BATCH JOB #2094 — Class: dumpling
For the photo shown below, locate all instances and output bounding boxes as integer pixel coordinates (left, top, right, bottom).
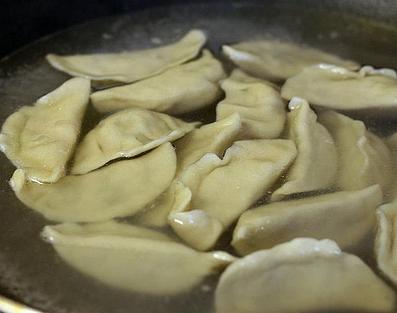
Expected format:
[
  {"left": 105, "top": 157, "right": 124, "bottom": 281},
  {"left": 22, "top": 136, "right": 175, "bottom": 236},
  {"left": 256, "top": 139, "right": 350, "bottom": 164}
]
[
  {"left": 0, "top": 78, "right": 90, "bottom": 183},
  {"left": 135, "top": 181, "right": 192, "bottom": 228},
  {"left": 216, "top": 238, "right": 395, "bottom": 313},
  {"left": 175, "top": 114, "right": 241, "bottom": 175},
  {"left": 216, "top": 69, "right": 286, "bottom": 139},
  {"left": 91, "top": 50, "right": 226, "bottom": 114},
  {"left": 386, "top": 133, "right": 397, "bottom": 201},
  {"left": 319, "top": 110, "right": 393, "bottom": 193},
  {"left": 42, "top": 221, "right": 236, "bottom": 295},
  {"left": 375, "top": 202, "right": 397, "bottom": 285},
  {"left": 233, "top": 185, "right": 382, "bottom": 256},
  {"left": 282, "top": 64, "right": 397, "bottom": 112},
  {"left": 222, "top": 40, "right": 358, "bottom": 81},
  {"left": 169, "top": 140, "right": 297, "bottom": 251},
  {"left": 47, "top": 29, "right": 206, "bottom": 84},
  {"left": 271, "top": 98, "right": 337, "bottom": 201},
  {"left": 10, "top": 143, "right": 176, "bottom": 222},
  {"left": 71, "top": 108, "right": 197, "bottom": 175}
]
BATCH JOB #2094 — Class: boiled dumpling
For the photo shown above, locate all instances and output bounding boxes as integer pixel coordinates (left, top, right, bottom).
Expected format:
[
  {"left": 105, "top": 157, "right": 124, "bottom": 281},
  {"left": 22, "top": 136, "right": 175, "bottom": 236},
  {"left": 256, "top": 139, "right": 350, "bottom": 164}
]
[
  {"left": 222, "top": 40, "right": 358, "bottom": 81},
  {"left": 282, "top": 64, "right": 397, "bottom": 112},
  {"left": 319, "top": 110, "right": 393, "bottom": 193},
  {"left": 233, "top": 185, "right": 382, "bottom": 256},
  {"left": 216, "top": 238, "right": 395, "bottom": 313},
  {"left": 169, "top": 139, "right": 297, "bottom": 251},
  {"left": 0, "top": 78, "right": 90, "bottom": 183},
  {"left": 10, "top": 143, "right": 176, "bottom": 222},
  {"left": 386, "top": 133, "right": 397, "bottom": 201},
  {"left": 47, "top": 29, "right": 206, "bottom": 85},
  {"left": 216, "top": 69, "right": 286, "bottom": 139},
  {"left": 91, "top": 50, "right": 226, "bottom": 114},
  {"left": 71, "top": 108, "right": 197, "bottom": 175},
  {"left": 271, "top": 98, "right": 337, "bottom": 201},
  {"left": 375, "top": 202, "right": 397, "bottom": 285},
  {"left": 42, "top": 221, "right": 236, "bottom": 295},
  {"left": 175, "top": 114, "right": 241, "bottom": 175}
]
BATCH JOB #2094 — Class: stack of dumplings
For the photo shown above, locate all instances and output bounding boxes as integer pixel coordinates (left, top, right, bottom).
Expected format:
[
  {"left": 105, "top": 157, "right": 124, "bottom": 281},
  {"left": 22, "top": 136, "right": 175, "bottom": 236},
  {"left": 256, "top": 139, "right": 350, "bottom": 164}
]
[{"left": 3, "top": 28, "right": 397, "bottom": 312}]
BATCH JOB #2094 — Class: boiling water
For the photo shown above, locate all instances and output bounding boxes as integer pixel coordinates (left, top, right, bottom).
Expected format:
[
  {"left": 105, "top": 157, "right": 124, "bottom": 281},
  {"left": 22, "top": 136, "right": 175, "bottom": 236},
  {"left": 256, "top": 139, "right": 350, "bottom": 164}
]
[{"left": 1, "top": 3, "right": 397, "bottom": 313}]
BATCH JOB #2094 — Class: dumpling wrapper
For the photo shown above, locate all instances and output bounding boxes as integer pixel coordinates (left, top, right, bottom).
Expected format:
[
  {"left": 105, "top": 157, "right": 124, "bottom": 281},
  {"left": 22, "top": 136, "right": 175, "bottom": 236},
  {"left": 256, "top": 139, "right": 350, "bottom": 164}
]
[
  {"left": 271, "top": 98, "right": 337, "bottom": 201},
  {"left": 10, "top": 143, "right": 176, "bottom": 222},
  {"left": 319, "top": 110, "right": 393, "bottom": 193},
  {"left": 169, "top": 139, "right": 297, "bottom": 251},
  {"left": 47, "top": 29, "right": 206, "bottom": 84},
  {"left": 375, "top": 202, "right": 397, "bottom": 285},
  {"left": 233, "top": 185, "right": 382, "bottom": 256},
  {"left": 282, "top": 64, "right": 397, "bottom": 113},
  {"left": 222, "top": 40, "right": 358, "bottom": 81},
  {"left": 216, "top": 238, "right": 395, "bottom": 313},
  {"left": 91, "top": 50, "right": 226, "bottom": 114},
  {"left": 216, "top": 69, "right": 286, "bottom": 139},
  {"left": 42, "top": 221, "right": 236, "bottom": 295},
  {"left": 385, "top": 133, "right": 397, "bottom": 201},
  {"left": 175, "top": 113, "right": 241, "bottom": 175},
  {"left": 71, "top": 108, "right": 197, "bottom": 175},
  {"left": 0, "top": 78, "right": 90, "bottom": 183}
]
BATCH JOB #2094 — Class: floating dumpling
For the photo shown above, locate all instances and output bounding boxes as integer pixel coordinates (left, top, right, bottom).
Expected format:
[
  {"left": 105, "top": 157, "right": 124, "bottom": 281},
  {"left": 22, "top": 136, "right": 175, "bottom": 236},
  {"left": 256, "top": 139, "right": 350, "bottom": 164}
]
[
  {"left": 135, "top": 181, "right": 192, "bottom": 227},
  {"left": 175, "top": 114, "right": 241, "bottom": 175},
  {"left": 42, "top": 221, "right": 236, "bottom": 295},
  {"left": 0, "top": 78, "right": 90, "bottom": 183},
  {"left": 91, "top": 50, "right": 226, "bottom": 114},
  {"left": 47, "top": 29, "right": 206, "bottom": 84},
  {"left": 216, "top": 69, "right": 286, "bottom": 139},
  {"left": 169, "top": 140, "right": 297, "bottom": 251},
  {"left": 71, "top": 108, "right": 197, "bottom": 175},
  {"left": 233, "top": 185, "right": 382, "bottom": 256},
  {"left": 375, "top": 202, "right": 397, "bottom": 285},
  {"left": 10, "top": 143, "right": 176, "bottom": 222},
  {"left": 222, "top": 40, "right": 358, "bottom": 81},
  {"left": 271, "top": 98, "right": 337, "bottom": 201},
  {"left": 216, "top": 238, "right": 395, "bottom": 313},
  {"left": 281, "top": 64, "right": 397, "bottom": 112},
  {"left": 319, "top": 110, "right": 393, "bottom": 193}
]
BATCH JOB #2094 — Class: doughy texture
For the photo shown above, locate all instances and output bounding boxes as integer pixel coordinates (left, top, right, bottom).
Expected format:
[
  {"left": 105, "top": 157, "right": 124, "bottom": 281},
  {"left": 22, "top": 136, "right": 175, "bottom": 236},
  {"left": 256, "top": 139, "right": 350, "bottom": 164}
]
[
  {"left": 71, "top": 108, "right": 197, "bottom": 175},
  {"left": 169, "top": 139, "right": 297, "bottom": 251},
  {"left": 319, "top": 110, "right": 393, "bottom": 193},
  {"left": 216, "top": 69, "right": 286, "bottom": 139},
  {"left": 281, "top": 64, "right": 397, "bottom": 111},
  {"left": 233, "top": 185, "right": 382, "bottom": 255},
  {"left": 222, "top": 40, "right": 358, "bottom": 81},
  {"left": 91, "top": 50, "right": 226, "bottom": 114},
  {"left": 42, "top": 221, "right": 236, "bottom": 295},
  {"left": 10, "top": 143, "right": 176, "bottom": 222},
  {"left": 47, "top": 29, "right": 206, "bottom": 84},
  {"left": 216, "top": 238, "right": 395, "bottom": 313},
  {"left": 175, "top": 114, "right": 241, "bottom": 175},
  {"left": 375, "top": 202, "right": 397, "bottom": 285},
  {"left": 0, "top": 78, "right": 90, "bottom": 183},
  {"left": 271, "top": 98, "right": 337, "bottom": 201}
]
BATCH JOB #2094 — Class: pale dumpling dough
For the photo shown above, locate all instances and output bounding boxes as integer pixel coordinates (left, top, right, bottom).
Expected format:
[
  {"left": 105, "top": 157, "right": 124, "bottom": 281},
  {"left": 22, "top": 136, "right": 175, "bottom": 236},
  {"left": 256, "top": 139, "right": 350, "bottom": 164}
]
[
  {"left": 282, "top": 64, "right": 397, "bottom": 112},
  {"left": 375, "top": 202, "right": 397, "bottom": 285},
  {"left": 216, "top": 69, "right": 286, "bottom": 139},
  {"left": 319, "top": 110, "right": 393, "bottom": 193},
  {"left": 91, "top": 50, "right": 226, "bottom": 114},
  {"left": 47, "top": 29, "right": 206, "bottom": 84},
  {"left": 0, "top": 78, "right": 90, "bottom": 183},
  {"left": 216, "top": 238, "right": 395, "bottom": 313},
  {"left": 385, "top": 133, "right": 397, "bottom": 201},
  {"left": 42, "top": 221, "right": 236, "bottom": 295},
  {"left": 10, "top": 143, "right": 176, "bottom": 222},
  {"left": 169, "top": 139, "right": 297, "bottom": 251},
  {"left": 222, "top": 40, "right": 358, "bottom": 81},
  {"left": 233, "top": 185, "right": 382, "bottom": 255},
  {"left": 71, "top": 108, "right": 197, "bottom": 175},
  {"left": 271, "top": 98, "right": 337, "bottom": 201},
  {"left": 175, "top": 114, "right": 241, "bottom": 175}
]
